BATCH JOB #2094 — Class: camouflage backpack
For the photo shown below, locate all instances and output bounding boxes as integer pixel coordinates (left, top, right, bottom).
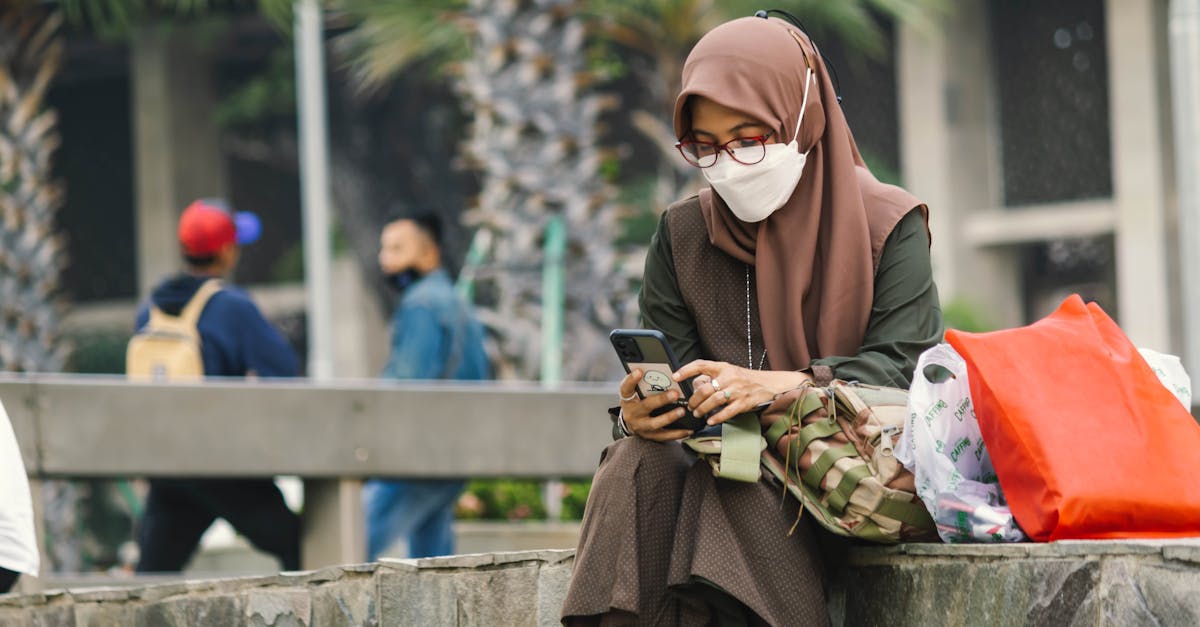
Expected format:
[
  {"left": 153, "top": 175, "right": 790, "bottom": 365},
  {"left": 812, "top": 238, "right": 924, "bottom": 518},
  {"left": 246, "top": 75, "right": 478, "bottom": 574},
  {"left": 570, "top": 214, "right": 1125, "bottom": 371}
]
[{"left": 685, "top": 381, "right": 937, "bottom": 543}]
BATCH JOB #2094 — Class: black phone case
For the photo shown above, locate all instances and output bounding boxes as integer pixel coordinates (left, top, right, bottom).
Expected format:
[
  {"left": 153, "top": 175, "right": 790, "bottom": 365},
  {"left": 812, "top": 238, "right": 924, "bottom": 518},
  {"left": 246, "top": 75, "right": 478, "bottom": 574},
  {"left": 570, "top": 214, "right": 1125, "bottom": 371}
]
[{"left": 610, "top": 329, "right": 706, "bottom": 431}]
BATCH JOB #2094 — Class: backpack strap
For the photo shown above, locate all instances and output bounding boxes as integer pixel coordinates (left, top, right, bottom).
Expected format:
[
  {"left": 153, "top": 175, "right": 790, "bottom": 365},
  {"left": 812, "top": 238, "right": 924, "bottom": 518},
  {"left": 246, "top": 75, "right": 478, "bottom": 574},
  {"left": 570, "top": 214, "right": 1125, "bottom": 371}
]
[
  {"left": 179, "top": 279, "right": 223, "bottom": 326},
  {"left": 715, "top": 414, "right": 765, "bottom": 483},
  {"left": 146, "top": 306, "right": 172, "bottom": 329}
]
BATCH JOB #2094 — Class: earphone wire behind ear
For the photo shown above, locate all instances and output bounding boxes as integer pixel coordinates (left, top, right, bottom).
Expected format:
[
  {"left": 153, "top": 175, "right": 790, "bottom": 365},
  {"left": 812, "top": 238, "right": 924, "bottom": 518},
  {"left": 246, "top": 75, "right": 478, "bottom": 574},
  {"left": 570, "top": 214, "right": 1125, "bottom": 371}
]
[{"left": 753, "top": 8, "right": 844, "bottom": 104}]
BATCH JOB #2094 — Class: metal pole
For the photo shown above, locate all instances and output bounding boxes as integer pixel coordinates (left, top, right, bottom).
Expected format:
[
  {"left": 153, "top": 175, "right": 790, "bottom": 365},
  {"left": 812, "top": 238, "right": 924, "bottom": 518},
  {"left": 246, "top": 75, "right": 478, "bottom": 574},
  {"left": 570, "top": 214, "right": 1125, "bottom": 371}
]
[
  {"left": 295, "top": 0, "right": 358, "bottom": 567},
  {"left": 455, "top": 229, "right": 488, "bottom": 302},
  {"left": 1170, "top": 0, "right": 1200, "bottom": 390},
  {"left": 294, "top": 0, "right": 334, "bottom": 382},
  {"left": 540, "top": 215, "right": 566, "bottom": 387},
  {"left": 541, "top": 215, "right": 566, "bottom": 521}
]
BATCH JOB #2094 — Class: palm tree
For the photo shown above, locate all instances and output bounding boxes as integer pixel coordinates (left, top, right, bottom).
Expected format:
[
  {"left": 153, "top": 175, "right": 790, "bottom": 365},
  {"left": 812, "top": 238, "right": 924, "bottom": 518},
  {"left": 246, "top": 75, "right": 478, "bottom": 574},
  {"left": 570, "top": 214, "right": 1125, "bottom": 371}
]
[
  {"left": 455, "top": 0, "right": 639, "bottom": 381},
  {"left": 0, "top": 5, "right": 69, "bottom": 374}
]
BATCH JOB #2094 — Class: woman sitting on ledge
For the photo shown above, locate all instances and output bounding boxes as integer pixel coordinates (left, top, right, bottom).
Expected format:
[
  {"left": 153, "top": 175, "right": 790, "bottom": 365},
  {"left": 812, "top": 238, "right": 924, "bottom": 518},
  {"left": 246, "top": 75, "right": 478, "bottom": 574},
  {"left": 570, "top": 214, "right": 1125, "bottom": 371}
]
[{"left": 562, "top": 13, "right": 943, "bottom": 626}]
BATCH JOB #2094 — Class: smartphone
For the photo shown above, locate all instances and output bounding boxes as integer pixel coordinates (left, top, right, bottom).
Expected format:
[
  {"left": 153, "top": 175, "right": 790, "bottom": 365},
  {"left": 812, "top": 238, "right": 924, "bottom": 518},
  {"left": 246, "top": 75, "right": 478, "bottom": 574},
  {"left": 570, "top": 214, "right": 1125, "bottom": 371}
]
[{"left": 610, "top": 328, "right": 706, "bottom": 431}]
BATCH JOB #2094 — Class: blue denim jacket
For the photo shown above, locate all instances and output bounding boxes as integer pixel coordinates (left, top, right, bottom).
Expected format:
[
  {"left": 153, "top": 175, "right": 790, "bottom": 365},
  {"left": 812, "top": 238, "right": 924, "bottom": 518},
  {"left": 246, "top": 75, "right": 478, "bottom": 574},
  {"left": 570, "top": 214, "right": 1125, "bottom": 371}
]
[{"left": 381, "top": 268, "right": 491, "bottom": 381}]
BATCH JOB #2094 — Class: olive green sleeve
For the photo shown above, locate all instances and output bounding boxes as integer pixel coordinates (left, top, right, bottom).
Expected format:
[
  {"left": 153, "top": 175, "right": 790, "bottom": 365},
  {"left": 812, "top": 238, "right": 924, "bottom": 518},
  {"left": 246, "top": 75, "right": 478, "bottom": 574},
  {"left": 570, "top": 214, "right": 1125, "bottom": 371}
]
[
  {"left": 638, "top": 212, "right": 705, "bottom": 364},
  {"left": 638, "top": 208, "right": 942, "bottom": 390},
  {"left": 809, "top": 209, "right": 944, "bottom": 388}
]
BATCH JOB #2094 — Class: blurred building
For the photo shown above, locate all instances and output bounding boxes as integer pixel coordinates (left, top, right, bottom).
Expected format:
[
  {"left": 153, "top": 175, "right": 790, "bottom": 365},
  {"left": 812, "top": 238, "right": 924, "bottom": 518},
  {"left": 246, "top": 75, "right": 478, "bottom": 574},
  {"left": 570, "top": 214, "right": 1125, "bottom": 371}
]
[{"left": 896, "top": 0, "right": 1190, "bottom": 359}]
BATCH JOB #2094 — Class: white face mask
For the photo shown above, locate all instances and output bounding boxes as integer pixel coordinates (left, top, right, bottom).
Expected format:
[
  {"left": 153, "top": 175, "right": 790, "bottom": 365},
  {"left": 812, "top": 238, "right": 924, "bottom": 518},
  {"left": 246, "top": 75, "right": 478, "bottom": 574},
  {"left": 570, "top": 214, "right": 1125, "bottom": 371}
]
[{"left": 702, "top": 69, "right": 813, "bottom": 223}]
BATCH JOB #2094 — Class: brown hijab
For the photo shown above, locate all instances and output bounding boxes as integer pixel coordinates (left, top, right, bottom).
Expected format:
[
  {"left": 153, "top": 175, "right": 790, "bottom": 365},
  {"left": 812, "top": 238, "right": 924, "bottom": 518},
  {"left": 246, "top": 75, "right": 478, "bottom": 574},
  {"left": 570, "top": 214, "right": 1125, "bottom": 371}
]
[{"left": 672, "top": 16, "right": 928, "bottom": 371}]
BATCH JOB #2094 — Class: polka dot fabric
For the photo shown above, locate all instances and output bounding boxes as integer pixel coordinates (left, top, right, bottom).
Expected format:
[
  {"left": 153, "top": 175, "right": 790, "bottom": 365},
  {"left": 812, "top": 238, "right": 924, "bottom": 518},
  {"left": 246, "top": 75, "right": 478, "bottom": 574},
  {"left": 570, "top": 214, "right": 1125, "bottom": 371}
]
[{"left": 562, "top": 438, "right": 830, "bottom": 626}]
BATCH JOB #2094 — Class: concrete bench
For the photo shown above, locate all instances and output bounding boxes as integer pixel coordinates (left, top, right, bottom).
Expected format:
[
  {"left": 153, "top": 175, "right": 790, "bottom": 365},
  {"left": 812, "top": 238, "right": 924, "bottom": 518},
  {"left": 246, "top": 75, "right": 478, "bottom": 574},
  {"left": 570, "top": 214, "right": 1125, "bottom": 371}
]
[
  {"left": 5, "top": 540, "right": 1200, "bottom": 625},
  {"left": 1, "top": 376, "right": 614, "bottom": 571}
]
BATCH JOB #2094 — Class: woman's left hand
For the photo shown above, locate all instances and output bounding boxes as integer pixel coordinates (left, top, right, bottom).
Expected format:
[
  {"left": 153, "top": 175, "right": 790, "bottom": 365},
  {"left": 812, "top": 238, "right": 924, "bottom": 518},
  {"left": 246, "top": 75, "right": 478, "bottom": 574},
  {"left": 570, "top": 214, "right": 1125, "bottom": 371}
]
[{"left": 674, "top": 359, "right": 808, "bottom": 426}]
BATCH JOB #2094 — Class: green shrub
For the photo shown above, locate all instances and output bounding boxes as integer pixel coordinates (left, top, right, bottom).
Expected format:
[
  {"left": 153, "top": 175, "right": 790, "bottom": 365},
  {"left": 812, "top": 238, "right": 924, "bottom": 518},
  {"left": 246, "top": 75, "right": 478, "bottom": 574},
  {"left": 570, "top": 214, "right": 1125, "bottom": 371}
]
[
  {"left": 560, "top": 479, "right": 592, "bottom": 520},
  {"left": 64, "top": 328, "right": 131, "bottom": 374},
  {"left": 942, "top": 298, "right": 994, "bottom": 334},
  {"left": 456, "top": 479, "right": 592, "bottom": 521}
]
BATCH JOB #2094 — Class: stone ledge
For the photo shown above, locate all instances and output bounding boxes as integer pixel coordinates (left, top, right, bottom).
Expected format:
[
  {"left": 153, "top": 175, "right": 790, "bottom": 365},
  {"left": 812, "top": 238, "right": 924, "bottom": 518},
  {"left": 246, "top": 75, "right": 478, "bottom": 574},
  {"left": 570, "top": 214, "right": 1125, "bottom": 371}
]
[
  {"left": 832, "top": 540, "right": 1200, "bottom": 626},
  {"left": 5, "top": 543, "right": 1200, "bottom": 625},
  {"left": 0, "top": 552, "right": 572, "bottom": 627},
  {"left": 848, "top": 538, "right": 1200, "bottom": 563}
]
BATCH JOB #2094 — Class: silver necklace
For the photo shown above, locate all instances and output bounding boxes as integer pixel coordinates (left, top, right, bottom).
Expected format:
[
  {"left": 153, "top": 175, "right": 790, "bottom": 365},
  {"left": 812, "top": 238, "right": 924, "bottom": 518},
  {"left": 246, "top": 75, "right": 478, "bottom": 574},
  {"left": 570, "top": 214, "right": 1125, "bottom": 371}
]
[{"left": 746, "top": 265, "right": 768, "bottom": 370}]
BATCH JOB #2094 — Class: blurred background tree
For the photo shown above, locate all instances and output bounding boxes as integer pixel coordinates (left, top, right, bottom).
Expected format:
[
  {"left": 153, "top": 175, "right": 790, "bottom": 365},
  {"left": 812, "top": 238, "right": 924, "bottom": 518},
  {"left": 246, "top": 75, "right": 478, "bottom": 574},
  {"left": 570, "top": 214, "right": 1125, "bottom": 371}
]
[
  {"left": 452, "top": 0, "right": 637, "bottom": 381},
  {"left": 0, "top": 6, "right": 69, "bottom": 373}
]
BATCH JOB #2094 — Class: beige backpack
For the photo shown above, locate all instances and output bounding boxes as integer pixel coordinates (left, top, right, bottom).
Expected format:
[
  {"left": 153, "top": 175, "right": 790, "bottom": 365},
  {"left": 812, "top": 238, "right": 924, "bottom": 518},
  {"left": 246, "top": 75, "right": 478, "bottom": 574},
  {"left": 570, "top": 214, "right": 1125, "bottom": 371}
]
[{"left": 126, "top": 279, "right": 222, "bottom": 382}]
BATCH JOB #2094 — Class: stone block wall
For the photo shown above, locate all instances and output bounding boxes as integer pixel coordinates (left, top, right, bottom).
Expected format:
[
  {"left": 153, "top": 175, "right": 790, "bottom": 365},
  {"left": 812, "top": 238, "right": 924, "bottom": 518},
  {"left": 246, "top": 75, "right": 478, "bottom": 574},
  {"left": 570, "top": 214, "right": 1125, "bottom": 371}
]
[
  {"left": 828, "top": 540, "right": 1200, "bottom": 626},
  {"left": 5, "top": 541, "right": 1200, "bottom": 625},
  {"left": 0, "top": 550, "right": 574, "bottom": 627}
]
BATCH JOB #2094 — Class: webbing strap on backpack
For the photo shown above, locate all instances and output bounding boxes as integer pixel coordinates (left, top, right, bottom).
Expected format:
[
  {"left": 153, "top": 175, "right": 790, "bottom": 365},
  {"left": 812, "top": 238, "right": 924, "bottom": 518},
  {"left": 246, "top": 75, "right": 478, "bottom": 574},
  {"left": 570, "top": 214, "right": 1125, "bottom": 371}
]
[
  {"left": 716, "top": 414, "right": 764, "bottom": 483},
  {"left": 763, "top": 391, "right": 826, "bottom": 449},
  {"left": 682, "top": 414, "right": 766, "bottom": 483}
]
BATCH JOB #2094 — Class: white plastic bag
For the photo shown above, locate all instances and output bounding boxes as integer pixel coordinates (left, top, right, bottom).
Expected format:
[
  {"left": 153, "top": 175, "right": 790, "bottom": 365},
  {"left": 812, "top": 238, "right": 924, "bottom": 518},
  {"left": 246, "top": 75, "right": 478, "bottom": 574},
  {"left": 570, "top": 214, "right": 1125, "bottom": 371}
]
[
  {"left": 895, "top": 344, "right": 1026, "bottom": 543},
  {"left": 1138, "top": 348, "right": 1193, "bottom": 409}
]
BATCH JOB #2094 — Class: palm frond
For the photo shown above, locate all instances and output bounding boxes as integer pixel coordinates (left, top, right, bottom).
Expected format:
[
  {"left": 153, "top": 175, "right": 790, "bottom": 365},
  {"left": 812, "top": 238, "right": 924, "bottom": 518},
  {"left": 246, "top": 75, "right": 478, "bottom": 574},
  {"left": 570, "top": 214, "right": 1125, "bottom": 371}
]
[
  {"left": 54, "top": 0, "right": 294, "bottom": 39},
  {"left": 329, "top": 0, "right": 468, "bottom": 93},
  {"left": 254, "top": 0, "right": 294, "bottom": 30}
]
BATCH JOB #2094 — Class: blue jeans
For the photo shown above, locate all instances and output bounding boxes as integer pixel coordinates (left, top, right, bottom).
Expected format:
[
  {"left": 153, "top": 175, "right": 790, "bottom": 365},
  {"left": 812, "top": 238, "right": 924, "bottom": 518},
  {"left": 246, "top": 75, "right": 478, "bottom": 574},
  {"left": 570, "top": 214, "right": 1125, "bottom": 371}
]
[{"left": 363, "top": 479, "right": 465, "bottom": 560}]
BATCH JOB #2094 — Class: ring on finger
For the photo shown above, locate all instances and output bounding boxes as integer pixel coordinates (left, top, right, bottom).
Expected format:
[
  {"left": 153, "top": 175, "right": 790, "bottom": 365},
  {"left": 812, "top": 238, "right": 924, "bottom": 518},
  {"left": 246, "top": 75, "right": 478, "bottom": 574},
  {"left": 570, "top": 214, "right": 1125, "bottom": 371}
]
[
  {"left": 620, "top": 392, "right": 637, "bottom": 402},
  {"left": 711, "top": 378, "right": 721, "bottom": 391},
  {"left": 723, "top": 390, "right": 731, "bottom": 401}
]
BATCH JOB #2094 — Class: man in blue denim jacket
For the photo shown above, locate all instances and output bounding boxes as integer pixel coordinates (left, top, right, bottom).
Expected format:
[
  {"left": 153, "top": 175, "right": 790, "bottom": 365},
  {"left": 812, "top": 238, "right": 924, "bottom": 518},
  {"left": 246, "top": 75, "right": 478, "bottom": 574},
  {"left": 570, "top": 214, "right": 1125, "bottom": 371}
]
[{"left": 365, "top": 214, "right": 490, "bottom": 559}]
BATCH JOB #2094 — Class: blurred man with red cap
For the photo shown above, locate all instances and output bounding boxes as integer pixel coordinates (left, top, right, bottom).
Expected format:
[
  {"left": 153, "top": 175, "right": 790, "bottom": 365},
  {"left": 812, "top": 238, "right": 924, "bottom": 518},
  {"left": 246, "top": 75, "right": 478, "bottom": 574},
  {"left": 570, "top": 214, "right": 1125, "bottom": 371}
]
[{"left": 131, "top": 198, "right": 301, "bottom": 572}]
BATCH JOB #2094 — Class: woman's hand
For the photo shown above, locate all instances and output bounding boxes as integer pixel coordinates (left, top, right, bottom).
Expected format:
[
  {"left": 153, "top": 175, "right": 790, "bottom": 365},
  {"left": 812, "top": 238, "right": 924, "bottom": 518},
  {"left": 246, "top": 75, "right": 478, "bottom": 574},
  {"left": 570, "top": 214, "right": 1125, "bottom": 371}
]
[
  {"left": 617, "top": 369, "right": 696, "bottom": 441},
  {"left": 674, "top": 360, "right": 812, "bottom": 426}
]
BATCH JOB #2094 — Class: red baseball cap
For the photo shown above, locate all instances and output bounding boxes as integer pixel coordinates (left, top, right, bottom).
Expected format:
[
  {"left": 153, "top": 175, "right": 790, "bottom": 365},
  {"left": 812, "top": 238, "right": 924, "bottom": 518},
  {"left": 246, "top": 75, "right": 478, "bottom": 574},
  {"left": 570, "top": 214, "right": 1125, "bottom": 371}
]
[{"left": 178, "top": 199, "right": 261, "bottom": 257}]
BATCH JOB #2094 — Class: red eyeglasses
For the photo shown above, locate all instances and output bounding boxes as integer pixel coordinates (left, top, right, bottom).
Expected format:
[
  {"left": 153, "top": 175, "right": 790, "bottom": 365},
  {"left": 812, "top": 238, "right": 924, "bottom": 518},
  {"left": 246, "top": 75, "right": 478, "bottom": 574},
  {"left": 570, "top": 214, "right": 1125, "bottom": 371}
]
[{"left": 675, "top": 131, "right": 775, "bottom": 168}]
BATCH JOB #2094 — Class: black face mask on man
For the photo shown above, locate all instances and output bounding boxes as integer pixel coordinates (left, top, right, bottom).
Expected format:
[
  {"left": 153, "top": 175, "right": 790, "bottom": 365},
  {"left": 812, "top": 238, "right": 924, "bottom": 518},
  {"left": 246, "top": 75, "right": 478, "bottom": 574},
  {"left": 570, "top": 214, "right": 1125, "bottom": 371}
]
[{"left": 385, "top": 269, "right": 422, "bottom": 293}]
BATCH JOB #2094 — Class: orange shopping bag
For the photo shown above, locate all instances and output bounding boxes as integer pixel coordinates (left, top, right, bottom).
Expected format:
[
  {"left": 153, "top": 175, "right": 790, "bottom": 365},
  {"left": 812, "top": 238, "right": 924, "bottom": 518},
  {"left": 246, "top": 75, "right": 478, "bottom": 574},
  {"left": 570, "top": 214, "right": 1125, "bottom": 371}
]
[{"left": 945, "top": 294, "right": 1200, "bottom": 541}]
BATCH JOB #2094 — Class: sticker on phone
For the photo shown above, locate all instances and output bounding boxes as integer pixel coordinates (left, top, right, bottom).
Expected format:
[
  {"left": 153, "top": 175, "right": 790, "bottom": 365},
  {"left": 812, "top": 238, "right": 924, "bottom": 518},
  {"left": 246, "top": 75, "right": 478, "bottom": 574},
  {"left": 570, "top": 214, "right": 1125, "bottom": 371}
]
[{"left": 628, "top": 362, "right": 684, "bottom": 396}]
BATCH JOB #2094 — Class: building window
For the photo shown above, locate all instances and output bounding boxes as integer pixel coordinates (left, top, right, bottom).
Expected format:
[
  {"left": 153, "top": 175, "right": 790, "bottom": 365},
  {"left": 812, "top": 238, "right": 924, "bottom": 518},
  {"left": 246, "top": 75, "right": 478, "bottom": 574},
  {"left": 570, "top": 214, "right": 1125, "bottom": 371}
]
[
  {"left": 991, "top": 0, "right": 1112, "bottom": 206},
  {"left": 1021, "top": 235, "right": 1116, "bottom": 322},
  {"left": 51, "top": 71, "right": 137, "bottom": 302},
  {"left": 820, "top": 17, "right": 902, "bottom": 185}
]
